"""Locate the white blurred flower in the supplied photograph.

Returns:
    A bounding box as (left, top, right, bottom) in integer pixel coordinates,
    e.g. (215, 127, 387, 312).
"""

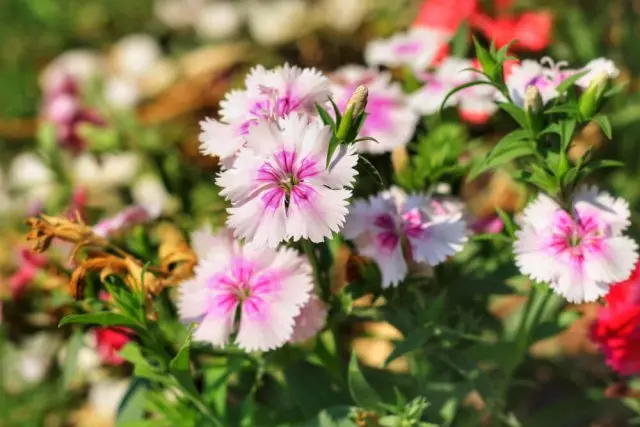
(73, 152, 141, 189)
(16, 333, 59, 384)
(132, 174, 178, 215)
(321, 0, 370, 33)
(247, 0, 311, 46)
(112, 34, 163, 78)
(41, 49, 105, 89)
(88, 379, 130, 421)
(8, 152, 53, 190)
(195, 2, 244, 40)
(103, 75, 141, 110)
(154, 0, 206, 29)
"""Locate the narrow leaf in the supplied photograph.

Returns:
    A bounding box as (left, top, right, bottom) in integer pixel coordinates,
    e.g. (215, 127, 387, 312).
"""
(316, 103, 335, 127)
(385, 328, 432, 366)
(497, 103, 527, 127)
(592, 115, 612, 139)
(555, 70, 589, 94)
(439, 80, 498, 117)
(59, 312, 144, 330)
(357, 156, 386, 188)
(348, 353, 382, 409)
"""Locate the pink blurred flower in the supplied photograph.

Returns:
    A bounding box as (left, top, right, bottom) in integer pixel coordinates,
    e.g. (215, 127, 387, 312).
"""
(514, 186, 638, 303)
(94, 327, 133, 366)
(470, 215, 504, 234)
(413, 0, 478, 35)
(365, 27, 451, 73)
(9, 249, 47, 299)
(199, 64, 330, 168)
(289, 294, 328, 343)
(42, 73, 105, 153)
(93, 204, 162, 238)
(217, 114, 358, 248)
(330, 66, 419, 153)
(344, 188, 468, 287)
(178, 227, 313, 351)
(504, 57, 575, 107)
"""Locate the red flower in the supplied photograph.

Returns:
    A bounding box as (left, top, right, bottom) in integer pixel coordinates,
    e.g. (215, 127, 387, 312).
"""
(413, 0, 478, 35)
(8, 249, 47, 299)
(591, 262, 640, 376)
(94, 327, 134, 366)
(471, 11, 552, 52)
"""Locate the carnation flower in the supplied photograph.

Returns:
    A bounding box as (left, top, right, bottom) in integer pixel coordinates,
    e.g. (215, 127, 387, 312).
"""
(289, 294, 328, 343)
(217, 114, 358, 248)
(409, 58, 498, 123)
(93, 204, 161, 238)
(590, 261, 640, 376)
(199, 64, 330, 167)
(344, 188, 468, 287)
(330, 66, 419, 153)
(364, 27, 450, 73)
(178, 227, 313, 351)
(514, 186, 639, 303)
(94, 327, 133, 366)
(504, 57, 574, 107)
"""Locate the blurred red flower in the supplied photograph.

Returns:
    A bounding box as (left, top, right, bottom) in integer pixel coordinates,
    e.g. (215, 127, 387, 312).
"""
(95, 327, 134, 366)
(591, 261, 640, 376)
(413, 0, 478, 34)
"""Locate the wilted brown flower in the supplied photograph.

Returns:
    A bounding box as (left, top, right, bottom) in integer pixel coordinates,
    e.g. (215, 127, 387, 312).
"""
(156, 222, 197, 286)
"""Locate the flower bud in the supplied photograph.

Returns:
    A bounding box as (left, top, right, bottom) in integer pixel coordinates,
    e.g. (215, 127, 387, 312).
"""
(524, 85, 543, 114)
(336, 85, 368, 142)
(578, 71, 609, 120)
(345, 85, 368, 118)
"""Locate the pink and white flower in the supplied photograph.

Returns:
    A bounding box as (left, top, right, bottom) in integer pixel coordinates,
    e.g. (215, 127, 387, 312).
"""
(330, 66, 419, 153)
(289, 294, 328, 343)
(505, 57, 575, 107)
(178, 227, 313, 352)
(409, 58, 498, 123)
(365, 28, 450, 73)
(514, 186, 639, 303)
(93, 204, 162, 238)
(217, 114, 358, 248)
(199, 64, 330, 168)
(344, 188, 468, 287)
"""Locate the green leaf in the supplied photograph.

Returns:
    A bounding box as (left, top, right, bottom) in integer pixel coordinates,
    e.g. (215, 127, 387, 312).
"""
(497, 102, 527, 127)
(385, 327, 432, 366)
(555, 70, 589, 94)
(286, 359, 349, 417)
(59, 312, 144, 330)
(329, 97, 342, 127)
(305, 406, 358, 427)
(451, 21, 470, 57)
(544, 104, 579, 115)
(592, 115, 612, 139)
(439, 80, 498, 117)
(326, 135, 340, 168)
(495, 208, 515, 239)
(468, 130, 534, 179)
(62, 329, 84, 388)
(473, 37, 496, 78)
(357, 156, 386, 188)
(578, 159, 624, 181)
(116, 378, 149, 425)
(603, 81, 627, 98)
(348, 353, 382, 409)
(170, 324, 194, 372)
(559, 119, 577, 150)
(316, 103, 335, 127)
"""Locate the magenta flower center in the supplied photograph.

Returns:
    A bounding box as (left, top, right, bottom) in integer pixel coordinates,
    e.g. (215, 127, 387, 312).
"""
(393, 41, 423, 56)
(241, 87, 304, 134)
(545, 211, 606, 264)
(256, 149, 321, 211)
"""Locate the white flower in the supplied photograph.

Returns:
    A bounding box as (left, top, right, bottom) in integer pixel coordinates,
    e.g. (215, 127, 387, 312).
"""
(320, 0, 370, 33)
(111, 34, 162, 78)
(514, 186, 638, 303)
(365, 27, 450, 72)
(103, 75, 141, 109)
(41, 49, 105, 89)
(195, 2, 244, 40)
(577, 58, 620, 89)
(246, 0, 311, 46)
(73, 152, 141, 189)
(217, 114, 358, 247)
(505, 57, 575, 107)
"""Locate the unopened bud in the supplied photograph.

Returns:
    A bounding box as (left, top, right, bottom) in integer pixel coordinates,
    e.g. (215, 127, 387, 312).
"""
(344, 85, 368, 118)
(524, 85, 543, 114)
(578, 71, 609, 120)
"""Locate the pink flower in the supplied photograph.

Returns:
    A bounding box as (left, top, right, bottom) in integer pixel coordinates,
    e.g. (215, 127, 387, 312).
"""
(199, 64, 330, 168)
(178, 227, 313, 351)
(94, 327, 133, 366)
(93, 204, 162, 238)
(412, 0, 478, 35)
(514, 187, 639, 303)
(409, 57, 498, 123)
(289, 294, 328, 343)
(470, 215, 504, 234)
(330, 66, 419, 153)
(217, 114, 358, 248)
(365, 28, 451, 73)
(504, 57, 575, 107)
(9, 249, 47, 299)
(344, 188, 468, 287)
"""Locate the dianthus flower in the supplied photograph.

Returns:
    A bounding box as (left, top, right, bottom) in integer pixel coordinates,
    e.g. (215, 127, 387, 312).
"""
(289, 294, 328, 343)
(178, 227, 313, 351)
(364, 27, 450, 73)
(514, 187, 638, 303)
(590, 261, 640, 376)
(217, 114, 358, 248)
(504, 57, 574, 107)
(330, 66, 418, 153)
(199, 64, 330, 168)
(344, 188, 468, 287)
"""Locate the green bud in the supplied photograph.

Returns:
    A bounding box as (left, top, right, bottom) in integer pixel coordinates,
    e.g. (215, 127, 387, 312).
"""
(336, 85, 368, 141)
(578, 71, 609, 120)
(524, 85, 544, 134)
(473, 38, 497, 80)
